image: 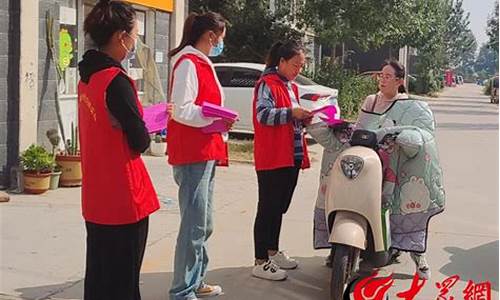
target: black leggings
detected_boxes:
[254,165,300,260]
[84,217,149,300]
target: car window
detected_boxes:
[215,67,233,87]
[295,74,317,86]
[228,68,262,87]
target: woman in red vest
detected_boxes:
[252,41,312,281]
[78,1,159,299]
[167,12,231,300]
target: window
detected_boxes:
[59,0,78,96]
[215,67,233,87]
[228,68,261,88]
[128,10,146,93]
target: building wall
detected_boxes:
[36,0,173,148]
[0,0,179,188]
[0,0,20,188]
[38,0,60,149]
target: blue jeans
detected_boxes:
[169,161,216,300]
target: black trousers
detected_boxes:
[84,217,149,300]
[254,164,300,260]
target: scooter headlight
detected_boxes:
[340,155,364,179]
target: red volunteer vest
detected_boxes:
[78,67,159,225]
[167,53,227,166]
[252,73,310,171]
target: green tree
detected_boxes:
[454,30,478,81]
[444,0,477,69]
[486,1,499,54]
[475,43,499,78]
[299,0,415,50]
[189,0,235,13]
[408,0,449,94]
[455,33,477,82]
[299,0,451,94]
[189,0,303,63]
[223,1,303,63]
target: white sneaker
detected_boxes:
[195,282,222,298]
[410,252,431,280]
[252,260,287,281]
[269,251,298,270]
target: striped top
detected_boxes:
[255,68,304,163]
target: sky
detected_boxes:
[462,0,497,47]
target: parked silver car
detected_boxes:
[214,63,338,134]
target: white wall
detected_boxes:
[18,0,39,151]
[170,0,187,52]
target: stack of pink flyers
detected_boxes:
[143,103,168,133]
[201,102,239,133]
[311,105,343,125]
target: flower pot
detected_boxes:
[49,171,62,190]
[23,171,51,194]
[149,141,166,157]
[56,155,82,187]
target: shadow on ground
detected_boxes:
[15,256,331,300]
[14,243,499,300]
[440,240,499,291]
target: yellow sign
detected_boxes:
[126,0,173,12]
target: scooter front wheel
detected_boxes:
[330,244,359,300]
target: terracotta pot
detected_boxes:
[23,172,51,194]
[56,155,82,187]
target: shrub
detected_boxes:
[20,145,54,173]
[307,60,378,119]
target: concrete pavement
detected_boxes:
[1,83,498,300]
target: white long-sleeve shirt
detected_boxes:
[170,46,224,127]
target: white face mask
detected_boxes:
[121,32,137,61]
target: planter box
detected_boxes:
[149,141,166,157]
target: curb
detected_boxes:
[229,159,254,165]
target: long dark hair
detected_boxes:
[83,0,136,48]
[265,40,304,68]
[382,60,407,93]
[169,12,226,58]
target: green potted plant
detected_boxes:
[46,129,62,190]
[19,144,54,194]
[55,122,82,187]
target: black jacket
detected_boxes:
[78,50,150,153]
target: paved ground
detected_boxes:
[1,83,498,299]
